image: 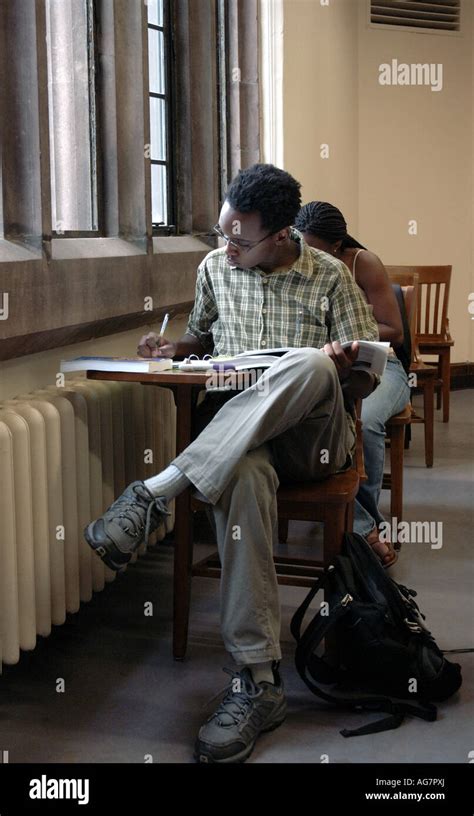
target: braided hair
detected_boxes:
[294,201,366,250]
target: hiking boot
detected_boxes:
[84,481,170,571]
[194,664,287,763]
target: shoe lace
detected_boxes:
[205,668,263,727]
[108,484,169,545]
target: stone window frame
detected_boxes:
[0,0,260,361]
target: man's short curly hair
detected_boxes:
[225,163,302,233]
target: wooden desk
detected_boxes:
[88,369,214,659]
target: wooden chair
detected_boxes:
[173,417,365,658]
[386,266,453,422]
[386,270,440,468]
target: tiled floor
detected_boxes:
[1,391,473,763]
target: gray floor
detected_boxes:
[1,391,473,764]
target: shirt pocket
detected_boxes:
[288,305,327,348]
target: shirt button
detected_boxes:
[262,308,267,314]
[261,340,267,346]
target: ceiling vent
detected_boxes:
[370,0,460,32]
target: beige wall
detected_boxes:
[283,0,359,229]
[283,0,473,363]
[0,317,189,402]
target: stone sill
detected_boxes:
[51,237,147,260]
[0,239,41,263]
[153,235,212,254]
[0,235,212,263]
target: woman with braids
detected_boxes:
[295,201,410,568]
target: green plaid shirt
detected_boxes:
[187,230,379,355]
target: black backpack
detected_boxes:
[291,532,462,737]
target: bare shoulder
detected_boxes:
[355,250,389,285]
[356,249,384,269]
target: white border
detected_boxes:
[260,0,284,167]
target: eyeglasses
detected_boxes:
[213,224,274,251]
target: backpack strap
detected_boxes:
[290,570,329,644]
[340,697,437,737]
[296,642,437,737]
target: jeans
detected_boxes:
[354,356,410,537]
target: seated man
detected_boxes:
[84,163,379,764]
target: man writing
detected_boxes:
[85,163,379,763]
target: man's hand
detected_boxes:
[323,340,359,380]
[137,332,177,359]
[323,340,377,399]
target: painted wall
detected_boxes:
[283,0,473,362]
[0,318,189,402]
[283,0,359,230]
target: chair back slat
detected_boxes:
[425,284,431,334]
[433,283,441,334]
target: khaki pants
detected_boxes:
[173,349,354,664]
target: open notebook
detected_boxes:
[176,341,390,377]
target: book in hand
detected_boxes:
[60,356,173,374]
[342,341,390,377]
[177,342,390,377]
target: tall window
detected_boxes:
[46,0,98,234]
[147,0,174,230]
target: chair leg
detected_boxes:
[389,425,404,521]
[423,381,435,468]
[436,357,442,411]
[404,422,411,450]
[278,518,289,543]
[322,506,348,566]
[173,488,194,660]
[440,349,450,423]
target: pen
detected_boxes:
[296,308,303,341]
[159,312,170,338]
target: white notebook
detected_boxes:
[60,356,173,373]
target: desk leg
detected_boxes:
[173,385,193,660]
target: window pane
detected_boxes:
[148,28,165,96]
[46,0,97,232]
[147,0,163,27]
[150,97,167,162]
[151,164,167,225]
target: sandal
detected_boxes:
[365,527,398,569]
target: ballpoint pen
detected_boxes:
[159,313,170,338]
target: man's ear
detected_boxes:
[274,228,290,245]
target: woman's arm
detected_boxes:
[354,251,403,345]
